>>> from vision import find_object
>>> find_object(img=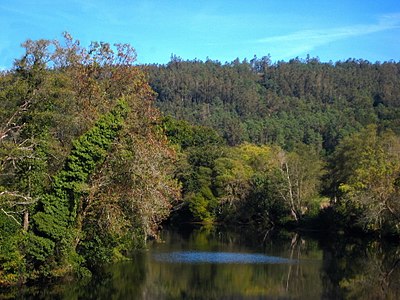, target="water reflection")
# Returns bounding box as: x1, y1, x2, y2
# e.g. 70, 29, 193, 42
320, 237, 400, 299
3, 227, 400, 299
116, 228, 322, 299
153, 251, 298, 264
